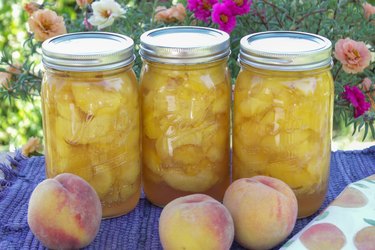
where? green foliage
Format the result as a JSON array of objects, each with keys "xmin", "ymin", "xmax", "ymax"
[
  {"xmin": 0, "ymin": 0, "xmax": 374, "ymax": 150},
  {"xmin": 0, "ymin": 98, "xmax": 43, "ymax": 151}
]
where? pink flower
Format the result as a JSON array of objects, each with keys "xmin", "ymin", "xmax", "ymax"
[
  {"xmin": 187, "ymin": 0, "xmax": 218, "ymax": 22},
  {"xmin": 0, "ymin": 65, "xmax": 21, "ymax": 90},
  {"xmin": 360, "ymin": 77, "xmax": 372, "ymax": 92},
  {"xmin": 334, "ymin": 38, "xmax": 372, "ymax": 74},
  {"xmin": 212, "ymin": 2, "xmax": 236, "ymax": 33},
  {"xmin": 342, "ymin": 85, "xmax": 371, "ymax": 118},
  {"xmin": 363, "ymin": 2, "xmax": 375, "ymax": 20},
  {"xmin": 154, "ymin": 3, "xmax": 186, "ymax": 23},
  {"xmin": 24, "ymin": 2, "xmax": 41, "ymax": 15},
  {"xmin": 83, "ymin": 17, "xmax": 93, "ymax": 30},
  {"xmin": 28, "ymin": 9, "xmax": 67, "ymax": 42},
  {"xmin": 223, "ymin": 0, "xmax": 252, "ymax": 16},
  {"xmin": 76, "ymin": 0, "xmax": 93, "ymax": 8}
]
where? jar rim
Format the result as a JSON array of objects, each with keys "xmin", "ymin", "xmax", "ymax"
[
  {"xmin": 239, "ymin": 31, "xmax": 332, "ymax": 71},
  {"xmin": 139, "ymin": 26, "xmax": 230, "ymax": 64},
  {"xmin": 42, "ymin": 32, "xmax": 135, "ymax": 72}
]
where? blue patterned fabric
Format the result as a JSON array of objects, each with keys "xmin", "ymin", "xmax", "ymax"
[{"xmin": 0, "ymin": 147, "xmax": 375, "ymax": 249}]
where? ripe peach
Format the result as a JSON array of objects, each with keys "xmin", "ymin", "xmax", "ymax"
[
  {"xmin": 27, "ymin": 173, "xmax": 102, "ymax": 249},
  {"xmin": 159, "ymin": 194, "xmax": 234, "ymax": 250},
  {"xmin": 223, "ymin": 176, "xmax": 298, "ymax": 250}
]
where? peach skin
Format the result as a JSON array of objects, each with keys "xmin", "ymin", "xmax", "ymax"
[
  {"xmin": 159, "ymin": 194, "xmax": 234, "ymax": 250},
  {"xmin": 223, "ymin": 176, "xmax": 298, "ymax": 250},
  {"xmin": 27, "ymin": 173, "xmax": 102, "ymax": 249}
]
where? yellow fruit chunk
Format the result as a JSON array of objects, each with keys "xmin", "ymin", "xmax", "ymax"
[
  {"xmin": 71, "ymin": 83, "xmax": 121, "ymax": 115},
  {"xmin": 172, "ymin": 145, "xmax": 204, "ymax": 165},
  {"xmin": 143, "ymin": 113, "xmax": 163, "ymax": 139},
  {"xmin": 201, "ymin": 124, "xmax": 228, "ymax": 163},
  {"xmin": 235, "ymin": 120, "xmax": 266, "ymax": 147},
  {"xmin": 120, "ymin": 71, "xmax": 139, "ymax": 106},
  {"xmin": 89, "ymin": 166, "xmax": 113, "ymax": 199},
  {"xmin": 119, "ymin": 181, "xmax": 140, "ymax": 201},
  {"xmin": 143, "ymin": 140, "xmax": 162, "ymax": 174},
  {"xmin": 212, "ymin": 88, "xmax": 229, "ymax": 115},
  {"xmin": 238, "ymin": 96, "xmax": 270, "ymax": 117},
  {"xmin": 54, "ymin": 83, "xmax": 77, "ymax": 120},
  {"xmin": 260, "ymin": 129, "xmax": 311, "ymax": 151},
  {"xmin": 284, "ymin": 77, "xmax": 317, "ymax": 96},
  {"xmin": 232, "ymin": 155, "xmax": 261, "ymax": 180},
  {"xmin": 47, "ymin": 127, "xmax": 93, "ymax": 181},
  {"xmin": 55, "ymin": 113, "xmax": 113, "ymax": 145},
  {"xmin": 119, "ymin": 159, "xmax": 141, "ymax": 185},
  {"xmin": 156, "ymin": 130, "xmax": 203, "ymax": 160},
  {"xmin": 266, "ymin": 162, "xmax": 314, "ymax": 191},
  {"xmin": 101, "ymin": 188, "xmax": 119, "ymax": 204},
  {"xmin": 163, "ymin": 165, "xmax": 219, "ymax": 192}
]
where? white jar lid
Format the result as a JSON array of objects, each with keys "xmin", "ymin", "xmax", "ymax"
[
  {"xmin": 42, "ymin": 32, "xmax": 135, "ymax": 72},
  {"xmin": 239, "ymin": 31, "xmax": 332, "ymax": 71},
  {"xmin": 140, "ymin": 26, "xmax": 230, "ymax": 64}
]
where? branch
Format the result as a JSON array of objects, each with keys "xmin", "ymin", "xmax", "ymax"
[
  {"xmin": 334, "ymin": 65, "xmax": 343, "ymax": 81},
  {"xmin": 262, "ymin": 0, "xmax": 293, "ymax": 22},
  {"xmin": 295, "ymin": 8, "xmax": 326, "ymax": 25},
  {"xmin": 253, "ymin": 3, "xmax": 269, "ymax": 30}
]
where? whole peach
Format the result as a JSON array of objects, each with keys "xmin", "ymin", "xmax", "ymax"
[
  {"xmin": 27, "ymin": 173, "xmax": 102, "ymax": 249},
  {"xmin": 159, "ymin": 194, "xmax": 234, "ymax": 250},
  {"xmin": 223, "ymin": 176, "xmax": 298, "ymax": 250}
]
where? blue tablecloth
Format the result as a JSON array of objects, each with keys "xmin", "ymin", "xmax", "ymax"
[{"xmin": 1, "ymin": 147, "xmax": 375, "ymax": 249}]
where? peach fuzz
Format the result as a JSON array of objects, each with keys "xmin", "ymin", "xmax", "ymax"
[
  {"xmin": 159, "ymin": 194, "xmax": 234, "ymax": 250},
  {"xmin": 223, "ymin": 176, "xmax": 298, "ymax": 250},
  {"xmin": 27, "ymin": 173, "xmax": 102, "ymax": 249}
]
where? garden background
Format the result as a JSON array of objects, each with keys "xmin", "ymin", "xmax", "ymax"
[{"xmin": 0, "ymin": 0, "xmax": 374, "ymax": 153}]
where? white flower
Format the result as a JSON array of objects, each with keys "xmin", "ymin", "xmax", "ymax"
[{"xmin": 88, "ymin": 0, "xmax": 125, "ymax": 29}]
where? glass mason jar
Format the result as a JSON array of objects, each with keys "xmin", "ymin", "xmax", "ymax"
[
  {"xmin": 233, "ymin": 31, "xmax": 334, "ymax": 218},
  {"xmin": 41, "ymin": 32, "xmax": 141, "ymax": 218},
  {"xmin": 139, "ymin": 27, "xmax": 231, "ymax": 206}
]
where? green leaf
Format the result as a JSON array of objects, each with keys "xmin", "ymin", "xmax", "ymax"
[
  {"xmin": 352, "ymin": 122, "xmax": 357, "ymax": 136},
  {"xmin": 363, "ymin": 124, "xmax": 369, "ymax": 141},
  {"xmin": 364, "ymin": 218, "xmax": 375, "ymax": 226},
  {"xmin": 364, "ymin": 179, "xmax": 375, "ymax": 184},
  {"xmin": 353, "ymin": 183, "xmax": 369, "ymax": 189},
  {"xmin": 316, "ymin": 211, "xmax": 329, "ymax": 221},
  {"xmin": 370, "ymin": 123, "xmax": 375, "ymax": 140},
  {"xmin": 358, "ymin": 120, "xmax": 365, "ymax": 132}
]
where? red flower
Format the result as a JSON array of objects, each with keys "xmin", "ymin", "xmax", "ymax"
[{"xmin": 342, "ymin": 85, "xmax": 371, "ymax": 118}]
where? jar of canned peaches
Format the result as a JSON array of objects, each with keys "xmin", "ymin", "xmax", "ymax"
[
  {"xmin": 139, "ymin": 27, "xmax": 231, "ymax": 206},
  {"xmin": 41, "ymin": 32, "xmax": 141, "ymax": 218},
  {"xmin": 233, "ymin": 31, "xmax": 334, "ymax": 218}
]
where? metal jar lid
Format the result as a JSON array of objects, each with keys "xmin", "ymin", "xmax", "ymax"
[
  {"xmin": 42, "ymin": 32, "xmax": 135, "ymax": 72},
  {"xmin": 139, "ymin": 26, "xmax": 230, "ymax": 64},
  {"xmin": 239, "ymin": 31, "xmax": 332, "ymax": 71}
]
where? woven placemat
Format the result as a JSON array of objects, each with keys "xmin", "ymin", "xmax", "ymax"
[{"xmin": 0, "ymin": 147, "xmax": 374, "ymax": 249}]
